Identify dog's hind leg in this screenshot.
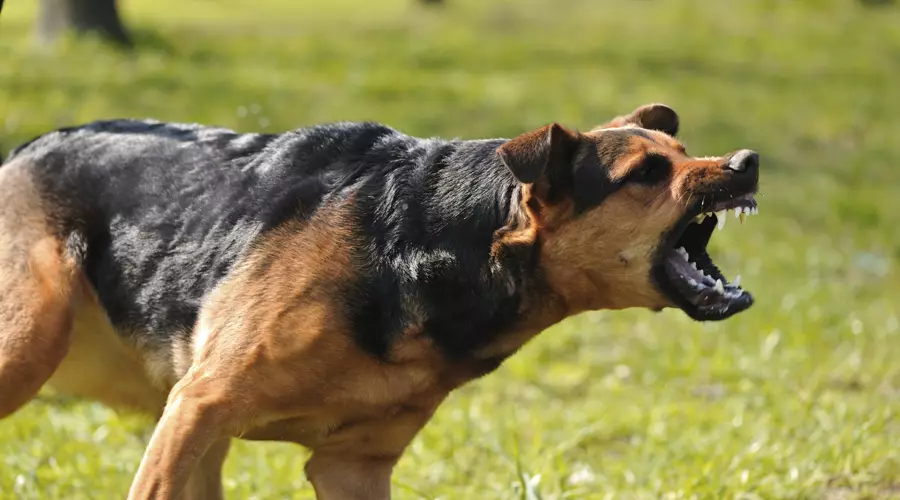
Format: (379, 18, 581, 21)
(0, 162, 77, 418)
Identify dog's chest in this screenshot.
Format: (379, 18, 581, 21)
(236, 344, 478, 450)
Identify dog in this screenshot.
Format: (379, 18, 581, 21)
(0, 103, 759, 499)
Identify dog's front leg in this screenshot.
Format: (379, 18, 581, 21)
(303, 406, 440, 500)
(127, 367, 236, 500)
(181, 438, 231, 500)
(305, 452, 397, 500)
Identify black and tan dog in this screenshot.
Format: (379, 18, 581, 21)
(0, 104, 759, 499)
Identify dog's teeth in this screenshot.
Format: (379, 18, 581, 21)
(716, 211, 726, 230)
(676, 247, 689, 259)
(734, 208, 742, 219)
(687, 278, 698, 287)
(752, 207, 758, 215)
(714, 279, 725, 294)
(691, 261, 698, 271)
(732, 274, 741, 287)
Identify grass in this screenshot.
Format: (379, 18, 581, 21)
(2, 0, 900, 498)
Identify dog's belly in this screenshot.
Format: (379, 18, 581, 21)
(47, 294, 169, 415)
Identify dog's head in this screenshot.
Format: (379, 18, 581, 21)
(497, 103, 759, 321)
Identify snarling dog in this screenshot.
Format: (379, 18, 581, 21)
(0, 104, 758, 499)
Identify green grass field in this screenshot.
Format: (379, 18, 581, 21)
(2, 0, 900, 498)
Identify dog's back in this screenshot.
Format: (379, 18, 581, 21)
(6, 119, 405, 346)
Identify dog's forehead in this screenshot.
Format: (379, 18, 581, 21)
(587, 127, 683, 176)
(590, 126, 683, 154)
(572, 127, 687, 213)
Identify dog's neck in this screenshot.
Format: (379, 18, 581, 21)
(425, 140, 572, 361)
(462, 145, 633, 362)
(344, 134, 571, 367)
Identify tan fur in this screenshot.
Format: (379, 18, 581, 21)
(0, 163, 76, 418)
(47, 284, 169, 414)
(125, 203, 451, 499)
(182, 439, 231, 500)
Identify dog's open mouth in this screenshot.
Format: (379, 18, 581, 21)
(654, 194, 758, 321)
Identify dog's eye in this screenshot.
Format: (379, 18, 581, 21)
(628, 154, 671, 185)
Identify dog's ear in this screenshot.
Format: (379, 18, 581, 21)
(497, 123, 581, 201)
(595, 103, 679, 137)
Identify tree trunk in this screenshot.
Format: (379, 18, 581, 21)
(37, 0, 131, 47)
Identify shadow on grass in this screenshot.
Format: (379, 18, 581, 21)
(130, 27, 176, 55)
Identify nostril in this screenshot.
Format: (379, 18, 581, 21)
(727, 149, 759, 173)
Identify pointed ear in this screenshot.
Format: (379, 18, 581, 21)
(496, 123, 581, 200)
(595, 103, 680, 137)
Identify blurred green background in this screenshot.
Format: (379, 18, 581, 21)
(2, 0, 900, 498)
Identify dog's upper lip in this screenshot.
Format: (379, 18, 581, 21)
(692, 193, 759, 230)
(707, 193, 757, 212)
(692, 192, 758, 215)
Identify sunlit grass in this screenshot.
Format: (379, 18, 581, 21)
(1, 0, 900, 498)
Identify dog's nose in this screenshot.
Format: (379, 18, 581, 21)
(726, 149, 759, 173)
